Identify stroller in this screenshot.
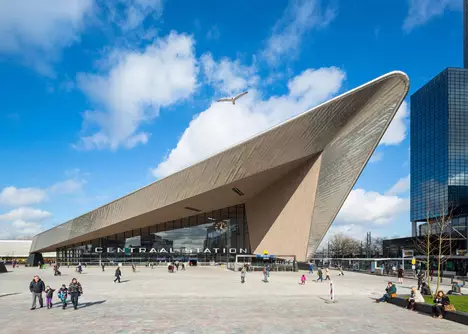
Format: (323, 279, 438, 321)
(53, 265, 61, 276)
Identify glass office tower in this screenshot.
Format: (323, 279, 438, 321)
(411, 68, 468, 247)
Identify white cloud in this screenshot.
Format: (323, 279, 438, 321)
(0, 207, 52, 222)
(0, 0, 94, 75)
(0, 186, 48, 207)
(106, 0, 164, 32)
(206, 25, 220, 41)
(0, 220, 44, 239)
(262, 0, 337, 65)
(336, 188, 409, 225)
(0, 170, 88, 239)
(152, 64, 345, 178)
(369, 151, 384, 163)
(386, 175, 410, 195)
(201, 53, 259, 95)
(49, 179, 85, 195)
(0, 208, 52, 240)
(76, 32, 198, 150)
(380, 101, 409, 146)
(403, 0, 461, 32)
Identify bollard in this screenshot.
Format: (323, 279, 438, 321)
(330, 280, 334, 302)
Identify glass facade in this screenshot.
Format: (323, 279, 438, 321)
(56, 204, 250, 265)
(411, 68, 468, 246)
(411, 69, 449, 221)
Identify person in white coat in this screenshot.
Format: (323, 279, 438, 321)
(407, 287, 425, 310)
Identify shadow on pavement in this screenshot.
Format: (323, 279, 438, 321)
(119, 280, 130, 283)
(0, 292, 22, 298)
(78, 300, 106, 309)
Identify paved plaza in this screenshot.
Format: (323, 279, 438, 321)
(0, 265, 466, 333)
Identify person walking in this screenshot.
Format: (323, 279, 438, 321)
(240, 266, 246, 284)
(114, 266, 122, 283)
(308, 262, 313, 275)
(263, 267, 268, 282)
(68, 278, 83, 310)
(58, 284, 68, 309)
(324, 268, 331, 281)
(132, 264, 136, 273)
(300, 274, 307, 285)
(316, 268, 323, 282)
(417, 270, 425, 290)
(29, 275, 45, 310)
(45, 286, 55, 309)
(101, 263, 105, 272)
(397, 267, 404, 284)
(338, 266, 344, 276)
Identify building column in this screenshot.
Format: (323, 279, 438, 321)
(411, 221, 417, 237)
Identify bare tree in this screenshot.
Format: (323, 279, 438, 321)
(328, 233, 360, 258)
(414, 200, 454, 296)
(370, 237, 383, 257)
(433, 201, 454, 294)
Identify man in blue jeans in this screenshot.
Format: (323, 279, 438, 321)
(308, 263, 313, 274)
(316, 268, 323, 282)
(376, 282, 397, 303)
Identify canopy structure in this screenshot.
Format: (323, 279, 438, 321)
(31, 71, 409, 261)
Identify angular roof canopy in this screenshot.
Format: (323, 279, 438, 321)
(31, 71, 409, 258)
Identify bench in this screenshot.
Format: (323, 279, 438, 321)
(387, 297, 468, 326)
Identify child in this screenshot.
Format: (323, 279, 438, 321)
(57, 284, 68, 309)
(45, 286, 55, 309)
(300, 274, 306, 285)
(240, 267, 246, 284)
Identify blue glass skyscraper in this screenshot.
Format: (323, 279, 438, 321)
(411, 2, 468, 249)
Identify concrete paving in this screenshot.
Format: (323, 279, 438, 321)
(0, 265, 466, 333)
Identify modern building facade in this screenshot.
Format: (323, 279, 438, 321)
(410, 3, 468, 252)
(0, 240, 55, 264)
(29, 72, 409, 265)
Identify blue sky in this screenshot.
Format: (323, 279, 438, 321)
(0, 0, 463, 244)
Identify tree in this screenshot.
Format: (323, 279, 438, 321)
(370, 237, 383, 257)
(414, 199, 454, 296)
(328, 233, 360, 258)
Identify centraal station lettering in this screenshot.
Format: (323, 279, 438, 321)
(94, 247, 249, 254)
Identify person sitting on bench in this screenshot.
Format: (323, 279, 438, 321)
(447, 281, 462, 295)
(420, 282, 432, 296)
(406, 287, 424, 310)
(376, 282, 396, 303)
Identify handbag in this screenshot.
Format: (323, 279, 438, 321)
(443, 304, 456, 312)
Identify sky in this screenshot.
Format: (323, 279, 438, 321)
(0, 0, 464, 246)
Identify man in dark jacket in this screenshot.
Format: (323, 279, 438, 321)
(68, 278, 83, 310)
(417, 270, 426, 290)
(29, 275, 45, 310)
(114, 266, 122, 283)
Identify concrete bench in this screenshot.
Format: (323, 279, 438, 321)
(387, 297, 468, 326)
